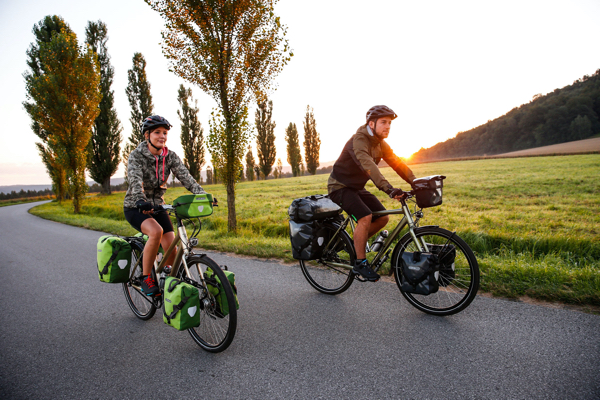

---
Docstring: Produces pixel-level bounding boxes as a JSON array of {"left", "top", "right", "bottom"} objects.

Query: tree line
[
  {"left": 24, "top": 3, "right": 319, "bottom": 231},
  {"left": 411, "top": 69, "right": 600, "bottom": 162}
]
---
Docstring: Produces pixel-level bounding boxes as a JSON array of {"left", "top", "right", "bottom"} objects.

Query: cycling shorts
[
  {"left": 328, "top": 188, "right": 385, "bottom": 221},
  {"left": 123, "top": 207, "right": 174, "bottom": 234}
]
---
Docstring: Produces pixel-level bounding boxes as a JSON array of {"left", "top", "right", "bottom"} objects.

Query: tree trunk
[
  {"left": 102, "top": 177, "right": 111, "bottom": 195},
  {"left": 226, "top": 179, "right": 236, "bottom": 232}
]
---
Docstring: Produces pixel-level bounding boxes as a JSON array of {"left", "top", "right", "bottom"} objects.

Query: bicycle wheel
[
  {"left": 393, "top": 226, "right": 480, "bottom": 316},
  {"left": 122, "top": 247, "right": 157, "bottom": 320},
  {"left": 299, "top": 222, "right": 355, "bottom": 295},
  {"left": 182, "top": 254, "right": 237, "bottom": 353}
]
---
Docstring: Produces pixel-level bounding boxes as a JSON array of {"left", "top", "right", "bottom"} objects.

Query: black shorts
[
  {"left": 329, "top": 188, "right": 386, "bottom": 221},
  {"left": 124, "top": 207, "right": 174, "bottom": 234}
]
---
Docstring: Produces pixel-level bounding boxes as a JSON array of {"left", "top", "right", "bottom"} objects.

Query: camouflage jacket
[
  {"left": 328, "top": 124, "right": 416, "bottom": 194},
  {"left": 123, "top": 141, "right": 205, "bottom": 208}
]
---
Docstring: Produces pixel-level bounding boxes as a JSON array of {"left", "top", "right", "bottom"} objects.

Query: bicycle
[
  {"left": 298, "top": 177, "right": 480, "bottom": 316},
  {"left": 121, "top": 194, "right": 237, "bottom": 352}
]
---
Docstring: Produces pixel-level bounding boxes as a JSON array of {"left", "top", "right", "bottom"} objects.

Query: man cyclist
[
  {"left": 123, "top": 115, "right": 207, "bottom": 297},
  {"left": 328, "top": 105, "right": 416, "bottom": 281}
]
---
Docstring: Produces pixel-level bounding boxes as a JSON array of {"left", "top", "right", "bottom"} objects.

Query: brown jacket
[{"left": 328, "top": 125, "right": 415, "bottom": 194}]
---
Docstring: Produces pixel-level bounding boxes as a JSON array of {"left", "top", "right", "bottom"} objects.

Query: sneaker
[
  {"left": 141, "top": 275, "right": 161, "bottom": 297},
  {"left": 352, "top": 259, "right": 380, "bottom": 281}
]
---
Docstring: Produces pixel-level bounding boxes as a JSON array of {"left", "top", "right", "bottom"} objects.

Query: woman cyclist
[{"left": 123, "top": 115, "right": 206, "bottom": 297}]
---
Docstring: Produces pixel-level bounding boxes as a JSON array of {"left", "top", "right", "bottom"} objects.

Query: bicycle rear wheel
[
  {"left": 299, "top": 222, "right": 355, "bottom": 295},
  {"left": 393, "top": 226, "right": 479, "bottom": 316},
  {"left": 182, "top": 254, "right": 237, "bottom": 353},
  {"left": 122, "top": 247, "right": 157, "bottom": 320}
]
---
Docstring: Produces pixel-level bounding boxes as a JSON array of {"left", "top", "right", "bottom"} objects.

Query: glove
[
  {"left": 385, "top": 187, "right": 405, "bottom": 199},
  {"left": 135, "top": 199, "right": 153, "bottom": 212}
]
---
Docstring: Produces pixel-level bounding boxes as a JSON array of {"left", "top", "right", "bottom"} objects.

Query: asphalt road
[{"left": 0, "top": 201, "right": 598, "bottom": 399}]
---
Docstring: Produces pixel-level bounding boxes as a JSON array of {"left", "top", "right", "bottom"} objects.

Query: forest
[{"left": 411, "top": 69, "right": 600, "bottom": 162}]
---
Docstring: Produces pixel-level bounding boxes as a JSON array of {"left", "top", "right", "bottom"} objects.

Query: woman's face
[{"left": 146, "top": 126, "right": 169, "bottom": 148}]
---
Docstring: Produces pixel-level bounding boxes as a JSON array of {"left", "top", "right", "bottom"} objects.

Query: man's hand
[
  {"left": 135, "top": 199, "right": 154, "bottom": 214},
  {"left": 385, "top": 187, "right": 405, "bottom": 200}
]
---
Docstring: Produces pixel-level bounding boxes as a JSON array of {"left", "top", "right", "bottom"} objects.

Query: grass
[
  {"left": 30, "top": 154, "right": 600, "bottom": 306},
  {"left": 0, "top": 195, "right": 54, "bottom": 207}
]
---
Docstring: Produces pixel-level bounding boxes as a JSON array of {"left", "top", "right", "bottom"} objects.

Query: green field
[{"left": 30, "top": 154, "right": 600, "bottom": 306}]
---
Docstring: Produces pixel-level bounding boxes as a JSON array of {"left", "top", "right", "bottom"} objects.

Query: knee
[{"left": 379, "top": 215, "right": 390, "bottom": 225}]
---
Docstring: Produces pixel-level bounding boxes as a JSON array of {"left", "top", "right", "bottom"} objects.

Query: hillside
[{"left": 411, "top": 69, "right": 600, "bottom": 162}]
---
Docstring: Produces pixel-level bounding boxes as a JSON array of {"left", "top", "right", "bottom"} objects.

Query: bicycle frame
[{"left": 324, "top": 199, "right": 428, "bottom": 273}]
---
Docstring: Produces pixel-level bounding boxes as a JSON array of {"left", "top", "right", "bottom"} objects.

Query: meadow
[{"left": 30, "top": 154, "right": 600, "bottom": 307}]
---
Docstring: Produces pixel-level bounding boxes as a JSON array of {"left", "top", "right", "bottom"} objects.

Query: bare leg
[
  {"left": 368, "top": 215, "right": 389, "bottom": 238},
  {"left": 354, "top": 215, "right": 372, "bottom": 259},
  {"left": 140, "top": 218, "right": 163, "bottom": 276},
  {"left": 161, "top": 231, "right": 176, "bottom": 266}
]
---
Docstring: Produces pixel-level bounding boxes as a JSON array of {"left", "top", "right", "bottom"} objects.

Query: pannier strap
[
  {"left": 99, "top": 241, "right": 122, "bottom": 278},
  {"left": 164, "top": 284, "right": 191, "bottom": 323}
]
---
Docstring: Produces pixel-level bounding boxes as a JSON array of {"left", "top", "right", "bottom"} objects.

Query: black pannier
[
  {"left": 412, "top": 175, "right": 445, "bottom": 209},
  {"left": 427, "top": 243, "right": 456, "bottom": 286},
  {"left": 288, "top": 194, "right": 341, "bottom": 222},
  {"left": 289, "top": 221, "right": 330, "bottom": 260},
  {"left": 399, "top": 251, "right": 440, "bottom": 295}
]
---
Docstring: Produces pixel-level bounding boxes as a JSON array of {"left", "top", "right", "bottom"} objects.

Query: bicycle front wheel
[
  {"left": 122, "top": 247, "right": 157, "bottom": 320},
  {"left": 299, "top": 222, "right": 355, "bottom": 295},
  {"left": 182, "top": 254, "right": 237, "bottom": 353},
  {"left": 393, "top": 227, "right": 480, "bottom": 316}
]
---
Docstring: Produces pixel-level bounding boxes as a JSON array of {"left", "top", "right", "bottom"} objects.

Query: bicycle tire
[
  {"left": 392, "top": 226, "right": 480, "bottom": 316},
  {"left": 122, "top": 247, "right": 157, "bottom": 320},
  {"left": 299, "top": 222, "right": 355, "bottom": 295},
  {"left": 181, "top": 254, "right": 237, "bottom": 353}
]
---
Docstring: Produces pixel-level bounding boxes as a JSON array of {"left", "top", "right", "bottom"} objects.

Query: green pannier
[
  {"left": 97, "top": 235, "right": 132, "bottom": 283},
  {"left": 163, "top": 277, "right": 201, "bottom": 331},
  {"left": 173, "top": 193, "right": 214, "bottom": 218},
  {"left": 205, "top": 269, "right": 239, "bottom": 317}
]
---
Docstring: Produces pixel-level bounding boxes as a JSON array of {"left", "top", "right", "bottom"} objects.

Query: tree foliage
[
  {"left": 303, "top": 105, "right": 320, "bottom": 175},
  {"left": 85, "top": 20, "right": 122, "bottom": 194},
  {"left": 256, "top": 99, "right": 276, "bottom": 179},
  {"left": 412, "top": 69, "right": 600, "bottom": 162},
  {"left": 123, "top": 52, "right": 154, "bottom": 180},
  {"left": 23, "top": 15, "right": 73, "bottom": 201},
  {"left": 245, "top": 146, "right": 256, "bottom": 181},
  {"left": 285, "top": 122, "right": 301, "bottom": 177},
  {"left": 177, "top": 84, "right": 205, "bottom": 182},
  {"left": 146, "top": 0, "right": 292, "bottom": 231},
  {"left": 24, "top": 30, "right": 101, "bottom": 213}
]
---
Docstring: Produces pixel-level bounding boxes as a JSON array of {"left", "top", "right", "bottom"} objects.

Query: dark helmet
[
  {"left": 142, "top": 115, "right": 172, "bottom": 134},
  {"left": 366, "top": 105, "right": 397, "bottom": 123}
]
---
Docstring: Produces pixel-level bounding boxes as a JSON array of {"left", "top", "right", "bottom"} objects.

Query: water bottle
[
  {"left": 159, "top": 265, "right": 172, "bottom": 290},
  {"left": 370, "top": 230, "right": 388, "bottom": 253}
]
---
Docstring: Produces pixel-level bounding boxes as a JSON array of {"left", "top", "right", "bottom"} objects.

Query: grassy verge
[
  {"left": 1, "top": 196, "right": 54, "bottom": 207},
  {"left": 30, "top": 154, "right": 600, "bottom": 306}
]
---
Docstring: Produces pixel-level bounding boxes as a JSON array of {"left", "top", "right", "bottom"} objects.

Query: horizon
[{"left": 1, "top": 0, "right": 599, "bottom": 186}]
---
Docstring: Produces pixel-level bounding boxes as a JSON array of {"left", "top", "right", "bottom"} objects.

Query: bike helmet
[
  {"left": 142, "top": 115, "right": 172, "bottom": 151},
  {"left": 142, "top": 115, "right": 172, "bottom": 134},
  {"left": 366, "top": 105, "right": 397, "bottom": 123}
]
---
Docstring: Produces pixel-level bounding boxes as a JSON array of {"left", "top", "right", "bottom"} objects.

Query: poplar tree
[
  {"left": 24, "top": 30, "right": 101, "bottom": 213},
  {"left": 303, "top": 105, "right": 321, "bottom": 175},
  {"left": 177, "top": 84, "right": 205, "bottom": 182},
  {"left": 245, "top": 146, "right": 256, "bottom": 181},
  {"left": 285, "top": 122, "right": 301, "bottom": 177},
  {"left": 275, "top": 158, "right": 283, "bottom": 178},
  {"left": 255, "top": 100, "right": 276, "bottom": 179},
  {"left": 85, "top": 20, "right": 122, "bottom": 194},
  {"left": 146, "top": 0, "right": 292, "bottom": 231},
  {"left": 23, "top": 15, "right": 73, "bottom": 201},
  {"left": 123, "top": 52, "right": 154, "bottom": 180}
]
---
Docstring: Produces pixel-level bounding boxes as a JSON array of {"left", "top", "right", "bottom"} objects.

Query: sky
[{"left": 1, "top": 0, "right": 599, "bottom": 186}]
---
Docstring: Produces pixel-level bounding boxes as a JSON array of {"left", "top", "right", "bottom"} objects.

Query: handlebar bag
[
  {"left": 204, "top": 269, "right": 239, "bottom": 318},
  {"left": 97, "top": 235, "right": 132, "bottom": 283},
  {"left": 173, "top": 193, "right": 214, "bottom": 218},
  {"left": 163, "top": 277, "right": 201, "bottom": 330},
  {"left": 427, "top": 243, "right": 456, "bottom": 287},
  {"left": 288, "top": 194, "right": 341, "bottom": 222},
  {"left": 289, "top": 220, "right": 330, "bottom": 260},
  {"left": 399, "top": 251, "right": 440, "bottom": 295},
  {"left": 412, "top": 175, "right": 445, "bottom": 208}
]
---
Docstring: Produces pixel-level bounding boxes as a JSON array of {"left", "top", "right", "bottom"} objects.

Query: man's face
[{"left": 368, "top": 116, "right": 393, "bottom": 139}]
